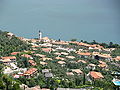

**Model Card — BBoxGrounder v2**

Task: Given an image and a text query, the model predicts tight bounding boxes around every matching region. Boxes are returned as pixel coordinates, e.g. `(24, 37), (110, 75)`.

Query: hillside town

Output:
(0, 31), (120, 90)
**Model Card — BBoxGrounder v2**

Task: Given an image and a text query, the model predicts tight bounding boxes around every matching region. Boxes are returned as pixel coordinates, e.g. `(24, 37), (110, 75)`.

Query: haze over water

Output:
(0, 0), (120, 43)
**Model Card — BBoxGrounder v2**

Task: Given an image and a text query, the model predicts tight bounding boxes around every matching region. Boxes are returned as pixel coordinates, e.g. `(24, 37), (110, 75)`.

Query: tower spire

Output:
(39, 30), (42, 40)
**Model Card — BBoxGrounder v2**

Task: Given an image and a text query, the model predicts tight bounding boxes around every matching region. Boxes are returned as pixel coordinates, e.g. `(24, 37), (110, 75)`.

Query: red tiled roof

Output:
(41, 48), (52, 52)
(28, 60), (36, 66)
(114, 56), (120, 61)
(90, 71), (104, 79)
(52, 41), (69, 45)
(72, 69), (83, 74)
(66, 72), (74, 76)
(1, 56), (16, 60)
(77, 60), (87, 63)
(78, 52), (91, 56)
(11, 52), (20, 55)
(40, 61), (48, 65)
(24, 68), (37, 75)
(21, 54), (32, 58)
(78, 42), (90, 47)
(32, 45), (40, 48)
(99, 54), (111, 58)
(58, 61), (66, 64)
(98, 64), (107, 68)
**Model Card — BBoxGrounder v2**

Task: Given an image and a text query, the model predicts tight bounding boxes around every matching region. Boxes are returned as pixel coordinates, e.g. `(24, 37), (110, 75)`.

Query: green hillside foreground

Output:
(0, 30), (120, 90)
(0, 30), (31, 90)
(0, 30), (31, 56)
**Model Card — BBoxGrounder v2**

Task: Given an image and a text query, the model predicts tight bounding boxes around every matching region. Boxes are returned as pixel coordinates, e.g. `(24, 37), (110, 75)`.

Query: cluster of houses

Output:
(0, 36), (120, 89)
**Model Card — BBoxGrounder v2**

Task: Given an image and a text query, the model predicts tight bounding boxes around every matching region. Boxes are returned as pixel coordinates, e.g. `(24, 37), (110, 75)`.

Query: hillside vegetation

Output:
(0, 30), (31, 56)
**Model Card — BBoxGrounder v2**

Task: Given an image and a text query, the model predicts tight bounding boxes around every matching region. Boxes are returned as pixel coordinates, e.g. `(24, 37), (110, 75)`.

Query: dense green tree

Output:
(71, 39), (77, 42)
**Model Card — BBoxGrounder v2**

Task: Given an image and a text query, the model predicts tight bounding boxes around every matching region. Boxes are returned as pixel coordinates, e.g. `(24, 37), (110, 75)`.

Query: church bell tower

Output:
(39, 30), (42, 40)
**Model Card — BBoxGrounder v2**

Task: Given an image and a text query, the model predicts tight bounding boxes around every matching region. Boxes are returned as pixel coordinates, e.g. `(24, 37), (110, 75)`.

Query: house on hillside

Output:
(66, 56), (75, 59)
(77, 60), (87, 64)
(0, 56), (16, 64)
(40, 61), (48, 66)
(66, 72), (74, 76)
(28, 60), (36, 66)
(92, 53), (112, 61)
(41, 37), (51, 42)
(24, 68), (38, 78)
(21, 54), (33, 59)
(86, 64), (96, 70)
(98, 61), (108, 69)
(55, 57), (65, 60)
(11, 52), (20, 55)
(87, 71), (104, 83)
(58, 61), (66, 67)
(114, 56), (120, 61)
(41, 48), (52, 53)
(72, 69), (83, 75)
(34, 54), (46, 58)
(77, 52), (91, 58)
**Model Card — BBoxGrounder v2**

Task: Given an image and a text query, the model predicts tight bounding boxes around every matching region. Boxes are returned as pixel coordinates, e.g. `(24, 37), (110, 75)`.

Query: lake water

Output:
(0, 0), (120, 43)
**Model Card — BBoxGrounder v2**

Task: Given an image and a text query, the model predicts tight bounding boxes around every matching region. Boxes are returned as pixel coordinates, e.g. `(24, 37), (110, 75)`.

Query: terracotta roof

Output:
(54, 52), (61, 55)
(90, 71), (104, 79)
(114, 56), (120, 61)
(0, 59), (11, 62)
(21, 54), (32, 58)
(28, 60), (36, 66)
(30, 39), (38, 43)
(42, 37), (50, 40)
(92, 52), (111, 58)
(32, 48), (38, 50)
(72, 69), (83, 74)
(32, 45), (40, 48)
(40, 61), (48, 65)
(24, 68), (37, 75)
(78, 52), (91, 56)
(99, 54), (111, 58)
(69, 41), (79, 44)
(11, 52), (20, 55)
(90, 44), (97, 48)
(98, 64), (107, 68)
(58, 61), (66, 64)
(1, 56), (16, 60)
(41, 88), (50, 90)
(41, 48), (52, 52)
(78, 42), (90, 47)
(66, 72), (74, 76)
(52, 41), (69, 45)
(78, 42), (103, 49)
(88, 64), (96, 67)
(77, 60), (87, 63)
(92, 52), (100, 56)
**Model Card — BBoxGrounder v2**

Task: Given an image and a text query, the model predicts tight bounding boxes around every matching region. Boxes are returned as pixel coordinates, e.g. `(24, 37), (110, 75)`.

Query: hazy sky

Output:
(0, 0), (120, 43)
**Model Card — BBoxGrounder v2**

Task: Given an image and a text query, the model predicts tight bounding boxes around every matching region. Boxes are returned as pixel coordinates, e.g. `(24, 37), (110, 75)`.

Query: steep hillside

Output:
(0, 30), (31, 56)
